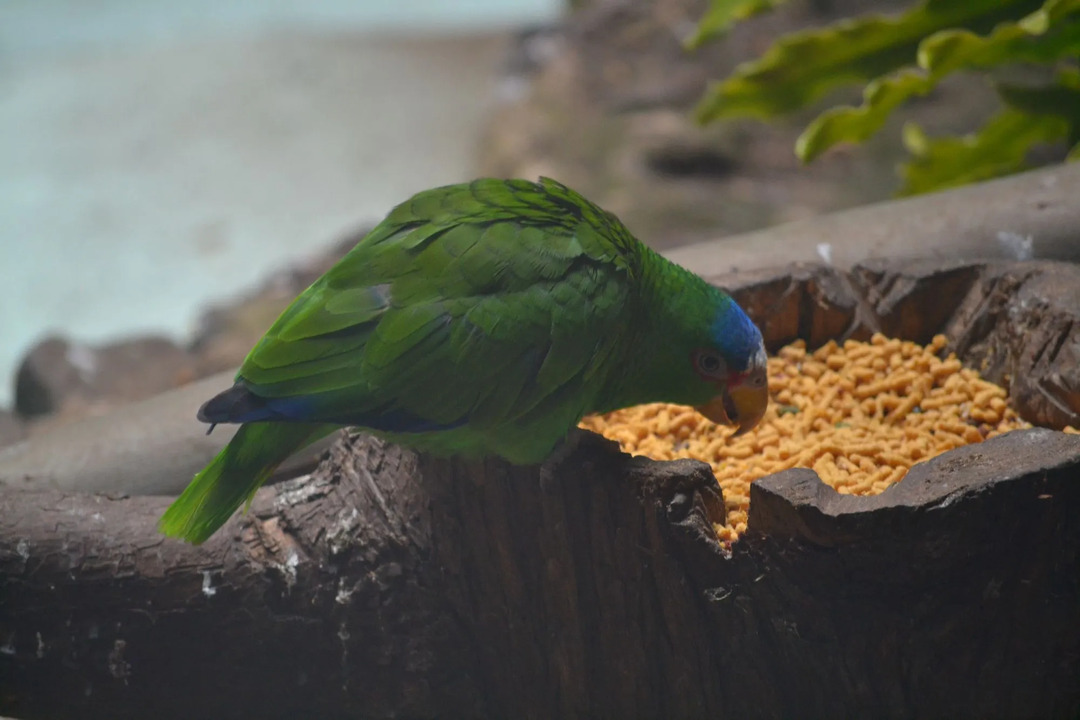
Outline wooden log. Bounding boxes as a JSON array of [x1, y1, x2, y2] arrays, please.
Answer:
[[4, 426, 1078, 719], [0, 371, 337, 496], [3, 257, 1080, 718], [0, 436, 480, 719], [666, 164, 1080, 274]]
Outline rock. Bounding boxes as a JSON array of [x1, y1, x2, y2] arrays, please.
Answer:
[[8, 234, 360, 429], [0, 410, 25, 449], [14, 336, 199, 420]]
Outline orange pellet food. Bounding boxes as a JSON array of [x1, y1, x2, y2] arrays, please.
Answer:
[[580, 334, 1070, 544]]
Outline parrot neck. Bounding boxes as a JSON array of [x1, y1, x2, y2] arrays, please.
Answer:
[[595, 252, 728, 412]]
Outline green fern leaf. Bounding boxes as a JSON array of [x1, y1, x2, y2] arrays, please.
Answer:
[[694, 0, 1043, 123], [796, 2, 1080, 160], [898, 109, 1069, 195], [685, 0, 790, 50]]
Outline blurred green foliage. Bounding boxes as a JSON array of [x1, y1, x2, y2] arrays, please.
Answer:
[[690, 0, 1080, 195]]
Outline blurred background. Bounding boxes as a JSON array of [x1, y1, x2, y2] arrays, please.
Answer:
[[0, 0, 559, 408], [2, 0, 999, 432]]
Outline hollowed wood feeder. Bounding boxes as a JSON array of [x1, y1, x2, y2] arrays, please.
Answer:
[[2, 258, 1079, 720], [372, 258, 1080, 719]]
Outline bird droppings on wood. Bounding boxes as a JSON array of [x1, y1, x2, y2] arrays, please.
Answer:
[[201, 571, 217, 598]]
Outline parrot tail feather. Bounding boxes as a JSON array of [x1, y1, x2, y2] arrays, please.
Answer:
[[159, 421, 337, 544]]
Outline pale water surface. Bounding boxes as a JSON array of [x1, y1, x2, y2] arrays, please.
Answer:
[[0, 0, 561, 406]]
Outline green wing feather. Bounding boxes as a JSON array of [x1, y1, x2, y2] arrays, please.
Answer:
[[235, 177, 647, 462], [161, 178, 663, 544]]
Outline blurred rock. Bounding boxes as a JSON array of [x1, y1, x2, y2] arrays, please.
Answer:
[[0, 409, 26, 448], [481, 0, 1001, 250], [10, 235, 361, 430], [15, 336, 200, 421]]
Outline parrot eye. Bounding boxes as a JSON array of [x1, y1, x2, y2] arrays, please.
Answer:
[[693, 349, 727, 379]]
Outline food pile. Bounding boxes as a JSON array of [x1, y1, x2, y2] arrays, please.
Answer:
[[581, 334, 1076, 543]]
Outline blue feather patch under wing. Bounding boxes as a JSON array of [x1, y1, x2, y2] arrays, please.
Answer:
[[198, 382, 463, 433]]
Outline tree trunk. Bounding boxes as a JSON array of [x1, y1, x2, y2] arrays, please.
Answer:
[[4, 257, 1080, 719], [0, 436, 479, 719], [0, 430, 734, 719], [4, 427, 1079, 719]]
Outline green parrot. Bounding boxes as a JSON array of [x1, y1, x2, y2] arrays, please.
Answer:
[[160, 178, 768, 543]]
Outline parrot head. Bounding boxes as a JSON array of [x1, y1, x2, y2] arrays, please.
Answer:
[[690, 299, 769, 436]]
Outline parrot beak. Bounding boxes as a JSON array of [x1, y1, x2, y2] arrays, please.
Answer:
[[696, 381, 768, 437]]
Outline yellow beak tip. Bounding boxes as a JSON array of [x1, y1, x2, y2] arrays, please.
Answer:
[[697, 384, 769, 435]]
